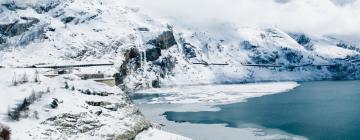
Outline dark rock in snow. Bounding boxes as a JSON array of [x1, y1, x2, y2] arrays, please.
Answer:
[[128, 48, 141, 59], [0, 37, 6, 44], [86, 101, 125, 111], [241, 41, 258, 50], [79, 89, 114, 96], [50, 98, 59, 109], [183, 43, 197, 58], [137, 27, 149, 32], [114, 73, 124, 86], [33, 0, 60, 14], [0, 18, 40, 37], [18, 25, 45, 46], [47, 27, 56, 32], [250, 50, 279, 64], [81, 14, 99, 23], [154, 55, 177, 78], [337, 42, 360, 52], [145, 46, 161, 61], [61, 17, 75, 24], [2, 3, 27, 11], [115, 48, 142, 86], [289, 33, 313, 50], [292, 34, 311, 45], [94, 110, 102, 116], [152, 79, 161, 88], [147, 31, 177, 49], [328, 62, 358, 80], [282, 48, 303, 64]]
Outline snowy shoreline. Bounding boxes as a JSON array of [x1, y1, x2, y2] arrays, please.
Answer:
[[133, 82, 306, 140]]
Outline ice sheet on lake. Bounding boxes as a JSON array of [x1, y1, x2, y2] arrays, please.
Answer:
[[136, 82, 299, 104], [137, 103, 307, 140]]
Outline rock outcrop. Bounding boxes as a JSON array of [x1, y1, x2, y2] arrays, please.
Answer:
[[0, 18, 40, 37], [147, 31, 177, 50]]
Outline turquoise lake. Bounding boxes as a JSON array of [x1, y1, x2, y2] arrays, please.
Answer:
[[164, 81, 360, 140]]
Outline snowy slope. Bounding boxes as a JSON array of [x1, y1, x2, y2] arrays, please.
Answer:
[[0, 68, 152, 139]]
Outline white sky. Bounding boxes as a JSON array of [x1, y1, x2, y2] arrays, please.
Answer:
[[123, 0, 360, 36]]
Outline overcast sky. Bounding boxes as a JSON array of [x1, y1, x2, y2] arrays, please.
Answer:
[[123, 0, 360, 36]]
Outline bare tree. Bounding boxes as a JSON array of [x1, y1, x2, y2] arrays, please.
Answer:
[[12, 72, 18, 86], [34, 70, 40, 83]]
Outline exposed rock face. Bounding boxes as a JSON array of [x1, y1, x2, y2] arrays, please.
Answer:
[[137, 27, 149, 32], [0, 38, 6, 44], [155, 55, 178, 78], [79, 89, 115, 96], [145, 46, 161, 61], [337, 42, 360, 52], [250, 50, 279, 64], [182, 43, 197, 59], [41, 109, 150, 140], [147, 31, 177, 50], [328, 61, 359, 80], [241, 41, 258, 50], [289, 33, 313, 50], [0, 18, 40, 37], [86, 101, 126, 111], [33, 0, 61, 14], [282, 48, 304, 64], [42, 113, 104, 134], [151, 79, 161, 88], [115, 48, 142, 86], [61, 17, 75, 24], [249, 47, 305, 65], [50, 98, 59, 109], [115, 44, 178, 90], [2, 3, 27, 11]]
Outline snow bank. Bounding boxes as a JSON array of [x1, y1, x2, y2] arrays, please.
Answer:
[[135, 128, 190, 140]]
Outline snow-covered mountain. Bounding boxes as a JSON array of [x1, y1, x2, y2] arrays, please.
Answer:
[[1, 0, 360, 139], [1, 0, 360, 87]]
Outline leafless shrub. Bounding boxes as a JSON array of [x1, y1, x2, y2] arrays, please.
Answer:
[[46, 87, 51, 93], [0, 123, 11, 140], [8, 90, 47, 121], [33, 111, 39, 120], [64, 81, 69, 89], [19, 72, 29, 84]]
